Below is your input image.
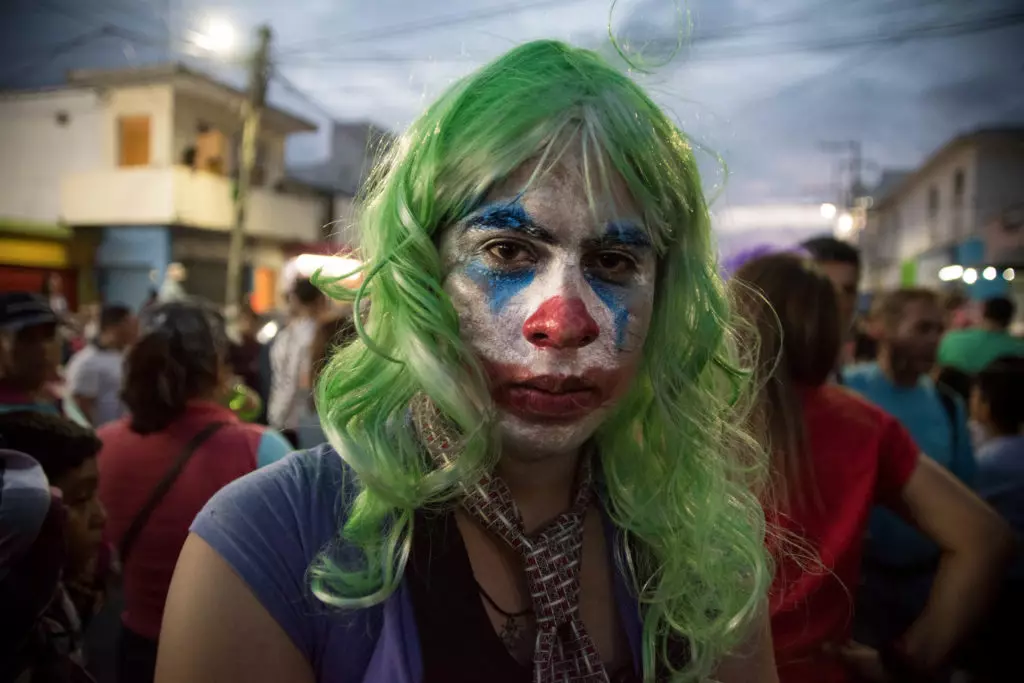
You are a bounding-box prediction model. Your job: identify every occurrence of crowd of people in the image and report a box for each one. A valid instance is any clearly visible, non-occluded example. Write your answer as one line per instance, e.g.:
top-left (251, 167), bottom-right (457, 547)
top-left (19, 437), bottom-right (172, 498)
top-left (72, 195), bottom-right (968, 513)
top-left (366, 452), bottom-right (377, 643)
top-left (2, 38), bottom-right (1023, 683)
top-left (0, 277), bottom-right (355, 683)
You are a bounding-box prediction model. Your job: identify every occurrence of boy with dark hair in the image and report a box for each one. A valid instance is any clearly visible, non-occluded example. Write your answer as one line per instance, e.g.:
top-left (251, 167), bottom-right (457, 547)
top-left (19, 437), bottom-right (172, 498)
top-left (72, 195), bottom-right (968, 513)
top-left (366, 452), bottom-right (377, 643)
top-left (962, 355), bottom-right (1024, 680)
top-left (0, 411), bottom-right (107, 602)
top-left (939, 296), bottom-right (1024, 374)
top-left (972, 355), bottom-right (1024, 533)
top-left (65, 304), bottom-right (138, 427)
top-left (800, 235), bottom-right (862, 330)
top-left (0, 411), bottom-right (107, 681)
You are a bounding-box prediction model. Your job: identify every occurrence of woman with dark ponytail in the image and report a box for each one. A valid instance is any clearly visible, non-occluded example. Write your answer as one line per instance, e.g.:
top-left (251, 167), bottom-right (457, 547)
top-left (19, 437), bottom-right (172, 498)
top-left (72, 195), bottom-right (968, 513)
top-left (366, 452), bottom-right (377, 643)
top-left (95, 300), bottom-right (291, 683)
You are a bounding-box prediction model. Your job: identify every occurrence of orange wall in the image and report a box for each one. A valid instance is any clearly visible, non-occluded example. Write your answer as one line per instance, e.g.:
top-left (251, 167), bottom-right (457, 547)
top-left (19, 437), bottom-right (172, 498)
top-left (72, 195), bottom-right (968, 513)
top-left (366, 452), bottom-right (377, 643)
top-left (252, 267), bottom-right (276, 314)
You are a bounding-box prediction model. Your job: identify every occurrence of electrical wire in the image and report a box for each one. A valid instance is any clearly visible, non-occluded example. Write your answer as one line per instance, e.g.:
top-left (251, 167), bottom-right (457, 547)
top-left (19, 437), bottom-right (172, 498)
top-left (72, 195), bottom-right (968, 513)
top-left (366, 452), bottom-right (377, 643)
top-left (273, 8), bottom-right (1023, 69)
top-left (32, 0), bottom-right (150, 30)
top-left (275, 0), bottom-right (940, 64)
top-left (0, 26), bottom-right (114, 83)
top-left (690, 8), bottom-right (1024, 63)
top-left (275, 0), bottom-right (585, 55)
top-left (271, 68), bottom-right (340, 121)
top-left (31, 0), bottom-right (211, 58)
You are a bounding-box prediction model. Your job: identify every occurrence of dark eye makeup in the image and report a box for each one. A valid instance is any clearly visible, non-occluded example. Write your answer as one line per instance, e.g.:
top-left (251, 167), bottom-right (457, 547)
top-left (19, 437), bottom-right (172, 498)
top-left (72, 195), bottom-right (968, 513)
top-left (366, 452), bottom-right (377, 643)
top-left (482, 239), bottom-right (537, 268)
top-left (583, 250), bottom-right (639, 285)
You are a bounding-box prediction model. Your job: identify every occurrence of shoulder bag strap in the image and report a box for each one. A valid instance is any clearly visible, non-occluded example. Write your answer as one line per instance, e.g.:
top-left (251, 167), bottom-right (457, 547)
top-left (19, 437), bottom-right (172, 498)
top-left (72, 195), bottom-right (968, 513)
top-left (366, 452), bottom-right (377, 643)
top-left (118, 421), bottom-right (227, 568)
top-left (935, 385), bottom-right (960, 456)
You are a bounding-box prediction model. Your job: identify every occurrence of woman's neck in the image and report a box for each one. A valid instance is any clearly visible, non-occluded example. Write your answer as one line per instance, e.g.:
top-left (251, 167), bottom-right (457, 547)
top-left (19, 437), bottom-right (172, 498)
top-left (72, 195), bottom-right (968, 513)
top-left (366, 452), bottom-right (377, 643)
top-left (496, 445), bottom-right (582, 533)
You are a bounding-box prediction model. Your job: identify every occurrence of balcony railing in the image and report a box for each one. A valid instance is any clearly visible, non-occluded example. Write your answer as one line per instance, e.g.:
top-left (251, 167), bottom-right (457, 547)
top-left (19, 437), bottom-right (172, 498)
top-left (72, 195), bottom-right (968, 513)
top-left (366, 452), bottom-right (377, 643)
top-left (60, 166), bottom-right (324, 242)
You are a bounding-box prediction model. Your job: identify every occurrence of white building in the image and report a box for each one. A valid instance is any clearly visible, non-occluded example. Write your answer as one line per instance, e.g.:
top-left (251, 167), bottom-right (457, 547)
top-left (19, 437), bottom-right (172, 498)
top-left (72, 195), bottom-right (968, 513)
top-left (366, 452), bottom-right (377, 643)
top-left (286, 121), bottom-right (394, 249)
top-left (859, 128), bottom-right (1024, 306)
top-left (0, 63), bottom-right (329, 310)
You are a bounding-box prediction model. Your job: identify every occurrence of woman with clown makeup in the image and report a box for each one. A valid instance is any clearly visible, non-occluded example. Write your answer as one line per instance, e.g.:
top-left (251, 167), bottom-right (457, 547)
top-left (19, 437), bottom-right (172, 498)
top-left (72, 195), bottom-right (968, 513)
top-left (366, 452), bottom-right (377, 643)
top-left (157, 41), bottom-right (777, 682)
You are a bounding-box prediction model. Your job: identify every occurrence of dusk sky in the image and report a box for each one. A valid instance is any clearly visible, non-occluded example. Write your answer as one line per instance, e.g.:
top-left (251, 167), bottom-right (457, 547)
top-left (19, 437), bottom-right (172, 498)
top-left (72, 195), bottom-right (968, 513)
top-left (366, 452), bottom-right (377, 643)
top-left (3, 0), bottom-right (1022, 246)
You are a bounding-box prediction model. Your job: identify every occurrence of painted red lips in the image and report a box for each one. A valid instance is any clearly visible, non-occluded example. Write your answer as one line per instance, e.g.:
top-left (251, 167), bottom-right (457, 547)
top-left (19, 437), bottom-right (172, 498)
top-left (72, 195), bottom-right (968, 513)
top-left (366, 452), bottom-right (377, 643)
top-left (483, 361), bottom-right (627, 423)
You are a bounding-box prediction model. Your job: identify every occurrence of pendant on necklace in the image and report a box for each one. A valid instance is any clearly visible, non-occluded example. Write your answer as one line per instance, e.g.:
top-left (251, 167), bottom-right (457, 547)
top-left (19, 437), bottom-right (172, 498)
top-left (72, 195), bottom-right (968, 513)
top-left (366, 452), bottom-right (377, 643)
top-left (499, 614), bottom-right (524, 651)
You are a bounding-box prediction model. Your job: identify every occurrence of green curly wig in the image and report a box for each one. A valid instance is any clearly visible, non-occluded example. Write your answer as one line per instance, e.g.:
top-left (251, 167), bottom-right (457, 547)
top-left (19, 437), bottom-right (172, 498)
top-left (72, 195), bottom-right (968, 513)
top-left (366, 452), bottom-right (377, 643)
top-left (311, 39), bottom-right (771, 681)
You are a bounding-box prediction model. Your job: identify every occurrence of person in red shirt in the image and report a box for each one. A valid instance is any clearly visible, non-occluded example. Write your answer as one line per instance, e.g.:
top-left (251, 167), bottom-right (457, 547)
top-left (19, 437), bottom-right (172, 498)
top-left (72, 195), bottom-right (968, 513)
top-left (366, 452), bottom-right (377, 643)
top-left (96, 300), bottom-right (290, 683)
top-left (731, 254), bottom-right (1013, 683)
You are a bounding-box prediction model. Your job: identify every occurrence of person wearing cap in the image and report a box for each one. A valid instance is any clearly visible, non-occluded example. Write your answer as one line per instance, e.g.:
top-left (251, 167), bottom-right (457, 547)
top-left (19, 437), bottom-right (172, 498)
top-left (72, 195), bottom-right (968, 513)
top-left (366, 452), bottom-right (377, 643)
top-left (0, 292), bottom-right (61, 415)
top-left (95, 299), bottom-right (291, 682)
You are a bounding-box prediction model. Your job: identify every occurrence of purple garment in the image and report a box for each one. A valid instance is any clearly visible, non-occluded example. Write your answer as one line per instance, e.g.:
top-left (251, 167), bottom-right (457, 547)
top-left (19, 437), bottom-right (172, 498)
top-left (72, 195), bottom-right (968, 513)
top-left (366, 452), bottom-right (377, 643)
top-left (719, 243), bottom-right (811, 280)
top-left (191, 446), bottom-right (644, 682)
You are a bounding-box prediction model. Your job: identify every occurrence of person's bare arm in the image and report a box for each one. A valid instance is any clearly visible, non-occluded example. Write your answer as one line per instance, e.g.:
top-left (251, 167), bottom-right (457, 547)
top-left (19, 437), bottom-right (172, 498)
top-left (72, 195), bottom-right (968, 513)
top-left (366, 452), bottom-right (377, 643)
top-left (713, 602), bottom-right (778, 683)
top-left (888, 456), bottom-right (1014, 670)
top-left (156, 534), bottom-right (315, 683)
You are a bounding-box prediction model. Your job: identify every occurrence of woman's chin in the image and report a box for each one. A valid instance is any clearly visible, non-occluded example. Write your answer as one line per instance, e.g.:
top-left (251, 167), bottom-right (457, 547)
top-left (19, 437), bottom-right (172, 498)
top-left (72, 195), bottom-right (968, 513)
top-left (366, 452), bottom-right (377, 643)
top-left (495, 408), bottom-right (606, 459)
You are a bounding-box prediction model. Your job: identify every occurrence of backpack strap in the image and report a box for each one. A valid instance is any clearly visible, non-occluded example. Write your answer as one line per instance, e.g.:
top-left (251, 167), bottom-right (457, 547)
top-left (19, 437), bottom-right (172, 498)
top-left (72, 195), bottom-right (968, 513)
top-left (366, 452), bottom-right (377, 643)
top-left (119, 421), bottom-right (227, 568)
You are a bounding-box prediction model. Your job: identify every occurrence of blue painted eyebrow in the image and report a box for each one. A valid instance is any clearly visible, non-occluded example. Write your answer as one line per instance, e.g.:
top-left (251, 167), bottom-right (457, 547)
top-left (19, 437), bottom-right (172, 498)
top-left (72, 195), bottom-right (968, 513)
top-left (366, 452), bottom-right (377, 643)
top-left (592, 221), bottom-right (652, 249)
top-left (462, 200), bottom-right (557, 243)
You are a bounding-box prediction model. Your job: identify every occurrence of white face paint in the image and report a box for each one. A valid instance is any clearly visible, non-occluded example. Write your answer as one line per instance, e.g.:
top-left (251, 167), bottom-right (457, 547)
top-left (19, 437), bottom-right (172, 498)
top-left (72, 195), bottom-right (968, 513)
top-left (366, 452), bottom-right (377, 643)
top-left (438, 149), bottom-right (657, 457)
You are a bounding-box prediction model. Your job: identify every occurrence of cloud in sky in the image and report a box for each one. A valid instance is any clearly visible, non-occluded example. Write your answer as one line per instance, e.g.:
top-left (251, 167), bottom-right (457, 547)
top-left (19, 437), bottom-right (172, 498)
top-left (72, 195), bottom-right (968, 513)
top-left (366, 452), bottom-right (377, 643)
top-left (4, 0), bottom-right (1023, 220)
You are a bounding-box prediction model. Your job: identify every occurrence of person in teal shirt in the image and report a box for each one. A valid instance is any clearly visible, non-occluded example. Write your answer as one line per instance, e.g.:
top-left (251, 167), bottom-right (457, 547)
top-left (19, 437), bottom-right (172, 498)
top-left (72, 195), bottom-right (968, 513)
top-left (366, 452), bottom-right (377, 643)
top-left (845, 288), bottom-right (977, 650)
top-left (938, 296), bottom-right (1024, 374)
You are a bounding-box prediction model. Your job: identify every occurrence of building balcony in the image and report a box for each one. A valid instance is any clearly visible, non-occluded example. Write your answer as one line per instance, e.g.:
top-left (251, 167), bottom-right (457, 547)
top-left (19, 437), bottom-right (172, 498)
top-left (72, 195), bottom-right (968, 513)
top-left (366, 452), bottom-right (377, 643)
top-left (60, 166), bottom-right (324, 242)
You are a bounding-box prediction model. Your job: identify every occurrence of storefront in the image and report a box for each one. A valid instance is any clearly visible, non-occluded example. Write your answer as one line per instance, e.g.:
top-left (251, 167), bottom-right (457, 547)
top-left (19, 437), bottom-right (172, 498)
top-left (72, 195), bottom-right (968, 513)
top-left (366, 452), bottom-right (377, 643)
top-left (95, 226), bottom-right (171, 311)
top-left (0, 219), bottom-right (77, 308)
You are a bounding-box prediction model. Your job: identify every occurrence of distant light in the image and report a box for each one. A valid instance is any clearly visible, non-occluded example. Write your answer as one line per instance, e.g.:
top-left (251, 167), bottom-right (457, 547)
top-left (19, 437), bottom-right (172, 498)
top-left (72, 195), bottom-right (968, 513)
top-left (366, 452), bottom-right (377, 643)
top-left (820, 203), bottom-right (837, 219)
top-left (193, 17), bottom-right (236, 54)
top-left (962, 268), bottom-right (978, 285)
top-left (256, 320), bottom-right (278, 344)
top-left (938, 265), bottom-right (964, 282)
top-left (1005, 268), bottom-right (1016, 282)
top-left (835, 213), bottom-right (855, 237)
top-left (983, 266), bottom-right (997, 281)
top-left (294, 254), bottom-right (363, 285)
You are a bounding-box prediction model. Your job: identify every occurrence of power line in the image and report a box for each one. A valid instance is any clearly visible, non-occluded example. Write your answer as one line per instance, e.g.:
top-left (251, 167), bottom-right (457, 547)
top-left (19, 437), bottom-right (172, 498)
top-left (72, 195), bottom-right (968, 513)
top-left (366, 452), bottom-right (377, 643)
top-left (33, 0), bottom-right (147, 30)
top-left (31, 0), bottom-right (207, 59)
top-left (690, 8), bottom-right (1024, 63)
top-left (271, 68), bottom-right (340, 121)
top-left (0, 26), bottom-right (113, 83)
top-left (274, 8), bottom-right (1023, 69)
top-left (276, 0), bottom-right (584, 55)
top-left (276, 0), bottom-right (935, 64)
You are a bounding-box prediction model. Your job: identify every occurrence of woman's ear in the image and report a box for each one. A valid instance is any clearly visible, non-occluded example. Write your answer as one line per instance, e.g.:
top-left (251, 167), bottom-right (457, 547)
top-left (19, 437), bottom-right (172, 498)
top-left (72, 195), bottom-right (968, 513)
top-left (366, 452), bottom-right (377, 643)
top-left (215, 360), bottom-right (236, 399)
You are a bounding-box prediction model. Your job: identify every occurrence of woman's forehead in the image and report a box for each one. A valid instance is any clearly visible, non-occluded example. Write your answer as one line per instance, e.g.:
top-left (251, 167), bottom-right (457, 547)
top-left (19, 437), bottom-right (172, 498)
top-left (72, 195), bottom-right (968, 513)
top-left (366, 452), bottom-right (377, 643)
top-left (476, 149), bottom-right (643, 239)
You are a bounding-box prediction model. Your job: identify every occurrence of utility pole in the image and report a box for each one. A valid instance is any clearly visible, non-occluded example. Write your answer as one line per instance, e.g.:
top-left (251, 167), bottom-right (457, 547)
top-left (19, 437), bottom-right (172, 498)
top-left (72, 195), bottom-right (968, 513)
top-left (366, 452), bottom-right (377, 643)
top-left (225, 24), bottom-right (272, 315)
top-left (819, 140), bottom-right (863, 207)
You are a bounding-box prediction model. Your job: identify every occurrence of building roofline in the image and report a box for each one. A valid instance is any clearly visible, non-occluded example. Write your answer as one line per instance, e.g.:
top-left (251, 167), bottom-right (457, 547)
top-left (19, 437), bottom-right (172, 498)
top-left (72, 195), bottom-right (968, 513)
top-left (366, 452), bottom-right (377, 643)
top-left (66, 62), bottom-right (317, 133)
top-left (0, 85), bottom-right (96, 100)
top-left (875, 127), bottom-right (1024, 210)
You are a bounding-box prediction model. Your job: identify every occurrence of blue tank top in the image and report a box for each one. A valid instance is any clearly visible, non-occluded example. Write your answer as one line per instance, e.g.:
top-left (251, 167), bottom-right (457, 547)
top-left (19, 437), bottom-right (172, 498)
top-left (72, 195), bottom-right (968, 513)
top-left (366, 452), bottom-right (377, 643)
top-left (190, 446), bottom-right (647, 682)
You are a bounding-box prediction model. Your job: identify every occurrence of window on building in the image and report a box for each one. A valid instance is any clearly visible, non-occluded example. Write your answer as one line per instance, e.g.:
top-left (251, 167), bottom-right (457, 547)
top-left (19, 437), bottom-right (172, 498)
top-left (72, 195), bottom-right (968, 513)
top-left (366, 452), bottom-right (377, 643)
top-left (118, 115), bottom-right (151, 167)
top-left (953, 169), bottom-right (965, 205)
top-left (928, 185), bottom-right (940, 218)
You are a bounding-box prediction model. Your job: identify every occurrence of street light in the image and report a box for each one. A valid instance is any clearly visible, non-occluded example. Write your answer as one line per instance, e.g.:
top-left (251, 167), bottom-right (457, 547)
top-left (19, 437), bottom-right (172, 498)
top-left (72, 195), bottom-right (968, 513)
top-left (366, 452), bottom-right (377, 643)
top-left (963, 268), bottom-right (978, 285)
top-left (820, 203), bottom-right (838, 219)
top-left (192, 17), bottom-right (237, 54)
top-left (835, 212), bottom-right (855, 238)
top-left (983, 266), bottom-right (997, 281)
top-left (939, 265), bottom-right (964, 282)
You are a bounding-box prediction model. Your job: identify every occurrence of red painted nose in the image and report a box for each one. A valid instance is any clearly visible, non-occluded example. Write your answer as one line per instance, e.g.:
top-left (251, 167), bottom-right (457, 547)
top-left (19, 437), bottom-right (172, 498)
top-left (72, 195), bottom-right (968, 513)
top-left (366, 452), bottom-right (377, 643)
top-left (522, 296), bottom-right (600, 349)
